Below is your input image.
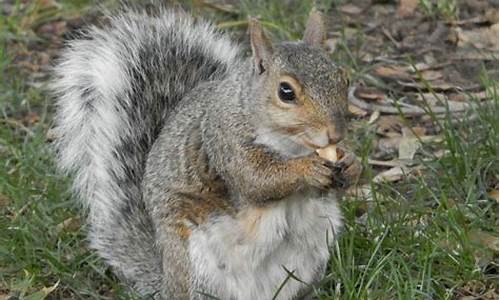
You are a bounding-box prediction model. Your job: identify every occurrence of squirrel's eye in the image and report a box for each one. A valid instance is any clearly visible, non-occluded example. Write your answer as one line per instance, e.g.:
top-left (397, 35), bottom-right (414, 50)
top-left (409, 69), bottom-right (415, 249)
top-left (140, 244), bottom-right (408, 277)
top-left (278, 82), bottom-right (296, 103)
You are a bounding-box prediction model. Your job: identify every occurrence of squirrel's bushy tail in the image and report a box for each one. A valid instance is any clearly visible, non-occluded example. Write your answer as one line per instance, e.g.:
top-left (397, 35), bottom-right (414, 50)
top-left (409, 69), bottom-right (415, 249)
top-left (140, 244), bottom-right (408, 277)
top-left (52, 9), bottom-right (240, 295)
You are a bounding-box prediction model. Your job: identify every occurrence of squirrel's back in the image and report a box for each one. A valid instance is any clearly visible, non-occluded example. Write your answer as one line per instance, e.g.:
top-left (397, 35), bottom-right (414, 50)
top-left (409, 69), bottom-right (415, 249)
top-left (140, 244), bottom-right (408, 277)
top-left (52, 8), bottom-right (240, 295)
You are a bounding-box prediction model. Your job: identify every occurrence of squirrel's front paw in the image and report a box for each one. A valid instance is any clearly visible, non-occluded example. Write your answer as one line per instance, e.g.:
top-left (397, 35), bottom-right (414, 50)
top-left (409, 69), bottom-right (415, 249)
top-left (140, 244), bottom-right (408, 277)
top-left (300, 155), bottom-right (336, 190)
top-left (332, 152), bottom-right (362, 188)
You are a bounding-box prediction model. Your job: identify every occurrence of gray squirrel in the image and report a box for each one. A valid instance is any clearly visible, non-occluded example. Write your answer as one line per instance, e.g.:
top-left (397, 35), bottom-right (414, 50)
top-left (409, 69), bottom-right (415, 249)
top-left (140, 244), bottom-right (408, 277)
top-left (52, 6), bottom-right (362, 299)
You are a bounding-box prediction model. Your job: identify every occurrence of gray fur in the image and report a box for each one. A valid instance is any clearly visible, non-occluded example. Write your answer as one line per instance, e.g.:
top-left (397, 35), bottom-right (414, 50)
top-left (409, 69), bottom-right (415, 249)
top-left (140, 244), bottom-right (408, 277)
top-left (52, 9), bottom-right (240, 296)
top-left (53, 8), bottom-right (351, 299)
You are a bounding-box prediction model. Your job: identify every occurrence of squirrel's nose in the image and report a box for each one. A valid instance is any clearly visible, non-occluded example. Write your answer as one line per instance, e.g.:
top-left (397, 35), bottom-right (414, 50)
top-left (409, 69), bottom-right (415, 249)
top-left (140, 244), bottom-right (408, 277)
top-left (327, 124), bottom-right (344, 144)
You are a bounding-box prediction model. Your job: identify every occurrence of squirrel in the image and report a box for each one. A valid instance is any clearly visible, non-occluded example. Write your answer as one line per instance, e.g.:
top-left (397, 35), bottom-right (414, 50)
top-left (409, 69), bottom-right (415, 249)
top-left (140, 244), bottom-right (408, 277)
top-left (52, 6), bottom-right (362, 300)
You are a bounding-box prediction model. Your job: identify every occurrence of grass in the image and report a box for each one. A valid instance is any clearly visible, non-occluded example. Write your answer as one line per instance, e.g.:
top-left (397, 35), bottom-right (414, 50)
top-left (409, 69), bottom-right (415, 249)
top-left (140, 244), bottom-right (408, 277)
top-left (325, 84), bottom-right (499, 299)
top-left (1, 0), bottom-right (498, 299)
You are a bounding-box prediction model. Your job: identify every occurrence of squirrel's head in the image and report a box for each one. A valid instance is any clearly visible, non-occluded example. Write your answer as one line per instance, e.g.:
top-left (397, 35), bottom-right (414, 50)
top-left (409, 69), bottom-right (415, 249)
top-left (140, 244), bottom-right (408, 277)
top-left (249, 9), bottom-right (349, 158)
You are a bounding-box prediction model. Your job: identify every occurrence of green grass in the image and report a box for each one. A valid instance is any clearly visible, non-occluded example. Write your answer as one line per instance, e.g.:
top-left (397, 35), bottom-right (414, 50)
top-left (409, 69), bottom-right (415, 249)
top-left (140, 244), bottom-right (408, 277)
top-left (323, 84), bottom-right (499, 299)
top-left (1, 1), bottom-right (498, 299)
top-left (419, 0), bottom-right (459, 22)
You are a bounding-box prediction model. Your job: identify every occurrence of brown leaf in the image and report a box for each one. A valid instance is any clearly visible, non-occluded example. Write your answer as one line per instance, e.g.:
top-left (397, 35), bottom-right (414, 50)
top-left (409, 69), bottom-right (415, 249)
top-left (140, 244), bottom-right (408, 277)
top-left (56, 217), bottom-right (82, 234)
top-left (397, 0), bottom-right (419, 18)
top-left (414, 93), bottom-right (448, 106)
top-left (374, 65), bottom-right (412, 80)
top-left (411, 126), bottom-right (427, 137)
top-left (45, 128), bottom-right (58, 142)
top-left (454, 24), bottom-right (499, 51)
top-left (368, 110), bottom-right (381, 124)
top-left (457, 280), bottom-right (498, 300)
top-left (488, 190), bottom-right (499, 202)
top-left (37, 20), bottom-right (67, 37)
top-left (373, 166), bottom-right (408, 183)
top-left (376, 116), bottom-right (403, 137)
top-left (397, 80), bottom-right (457, 92)
top-left (398, 136), bottom-right (420, 160)
top-left (377, 136), bottom-right (402, 154)
top-left (406, 62), bottom-right (432, 72)
top-left (355, 86), bottom-right (386, 101)
top-left (469, 230), bottom-right (499, 252)
top-left (22, 112), bottom-right (40, 125)
top-left (368, 159), bottom-right (406, 167)
top-left (340, 4), bottom-right (363, 15)
top-left (449, 91), bottom-right (488, 102)
top-left (324, 38), bottom-right (340, 54)
top-left (485, 8), bottom-right (499, 24)
top-left (418, 70), bottom-right (443, 81)
top-left (345, 184), bottom-right (373, 201)
top-left (451, 51), bottom-right (499, 61)
top-left (0, 194), bottom-right (9, 209)
top-left (361, 52), bottom-right (374, 63)
top-left (348, 104), bottom-right (368, 117)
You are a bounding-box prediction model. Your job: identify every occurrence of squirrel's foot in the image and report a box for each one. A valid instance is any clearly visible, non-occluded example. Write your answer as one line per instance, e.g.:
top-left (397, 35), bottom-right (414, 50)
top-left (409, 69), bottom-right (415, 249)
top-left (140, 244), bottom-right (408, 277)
top-left (300, 154), bottom-right (337, 190)
top-left (332, 151), bottom-right (362, 188)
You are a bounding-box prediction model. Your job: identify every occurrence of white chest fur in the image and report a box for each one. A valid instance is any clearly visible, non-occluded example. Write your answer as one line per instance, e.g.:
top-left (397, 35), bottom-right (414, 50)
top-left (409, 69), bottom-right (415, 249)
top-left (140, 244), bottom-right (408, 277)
top-left (187, 191), bottom-right (343, 300)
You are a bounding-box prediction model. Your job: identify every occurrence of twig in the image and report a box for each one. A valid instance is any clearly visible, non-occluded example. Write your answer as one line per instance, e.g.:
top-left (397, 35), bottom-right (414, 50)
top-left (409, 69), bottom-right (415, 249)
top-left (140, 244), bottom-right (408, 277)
top-left (381, 27), bottom-right (401, 49)
top-left (0, 118), bottom-right (34, 136)
top-left (368, 159), bottom-right (408, 167)
top-left (216, 20), bottom-right (248, 29)
top-left (348, 87), bottom-right (473, 116)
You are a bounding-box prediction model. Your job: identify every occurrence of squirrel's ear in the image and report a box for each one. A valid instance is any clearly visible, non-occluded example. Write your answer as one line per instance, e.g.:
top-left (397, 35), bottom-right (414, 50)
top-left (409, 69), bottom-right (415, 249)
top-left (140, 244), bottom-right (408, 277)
top-left (303, 8), bottom-right (326, 46)
top-left (249, 18), bottom-right (273, 75)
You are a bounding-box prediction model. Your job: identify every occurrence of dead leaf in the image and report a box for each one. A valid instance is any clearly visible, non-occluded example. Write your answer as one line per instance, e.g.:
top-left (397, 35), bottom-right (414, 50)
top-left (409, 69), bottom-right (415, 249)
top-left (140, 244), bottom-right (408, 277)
top-left (0, 193), bottom-right (9, 208)
top-left (37, 21), bottom-right (67, 37)
top-left (45, 128), bottom-right (58, 142)
top-left (199, 0), bottom-right (237, 14)
top-left (374, 65), bottom-right (412, 80)
top-left (355, 86), bottom-right (386, 101)
top-left (454, 24), bottom-right (499, 51)
top-left (418, 70), bottom-right (443, 81)
top-left (407, 62), bottom-right (432, 72)
top-left (376, 116), bottom-right (403, 137)
top-left (348, 104), bottom-right (368, 117)
top-left (377, 136), bottom-right (402, 154)
top-left (485, 8), bottom-right (499, 24)
top-left (22, 112), bottom-right (40, 125)
top-left (398, 127), bottom-right (422, 160)
top-left (457, 280), bottom-right (498, 300)
top-left (469, 230), bottom-right (499, 252)
top-left (451, 51), bottom-right (499, 61)
top-left (346, 184), bottom-right (373, 201)
top-left (398, 136), bottom-right (420, 160)
top-left (368, 110), bottom-right (381, 124)
top-left (340, 4), bottom-right (362, 15)
top-left (488, 190), bottom-right (499, 202)
top-left (449, 91), bottom-right (488, 102)
top-left (397, 0), bottom-right (419, 18)
top-left (414, 93), bottom-right (448, 106)
top-left (412, 126), bottom-right (427, 137)
top-left (23, 281), bottom-right (59, 300)
top-left (324, 38), bottom-right (340, 54)
top-left (56, 217), bottom-right (81, 234)
top-left (373, 166), bottom-right (408, 183)
top-left (397, 80), bottom-right (457, 92)
top-left (368, 159), bottom-right (408, 167)
top-left (361, 52), bottom-right (374, 63)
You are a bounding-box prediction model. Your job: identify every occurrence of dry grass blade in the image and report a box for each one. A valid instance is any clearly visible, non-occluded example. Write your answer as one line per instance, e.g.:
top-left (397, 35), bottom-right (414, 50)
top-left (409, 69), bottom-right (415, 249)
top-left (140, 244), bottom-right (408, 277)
top-left (348, 87), bottom-right (477, 116)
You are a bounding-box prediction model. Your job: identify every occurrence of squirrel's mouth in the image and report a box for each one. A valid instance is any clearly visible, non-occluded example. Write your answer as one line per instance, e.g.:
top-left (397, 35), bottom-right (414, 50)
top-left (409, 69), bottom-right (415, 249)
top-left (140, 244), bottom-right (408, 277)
top-left (301, 139), bottom-right (323, 150)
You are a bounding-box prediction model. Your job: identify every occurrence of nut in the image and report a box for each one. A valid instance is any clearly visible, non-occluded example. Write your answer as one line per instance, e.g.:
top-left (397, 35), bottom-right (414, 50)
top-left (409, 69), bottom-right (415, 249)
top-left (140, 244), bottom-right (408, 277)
top-left (316, 145), bottom-right (339, 162)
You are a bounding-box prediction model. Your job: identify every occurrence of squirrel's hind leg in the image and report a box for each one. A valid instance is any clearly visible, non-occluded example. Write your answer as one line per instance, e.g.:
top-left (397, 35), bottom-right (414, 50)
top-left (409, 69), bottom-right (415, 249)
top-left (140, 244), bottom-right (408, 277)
top-left (155, 190), bottom-right (233, 299)
top-left (157, 226), bottom-right (191, 299)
